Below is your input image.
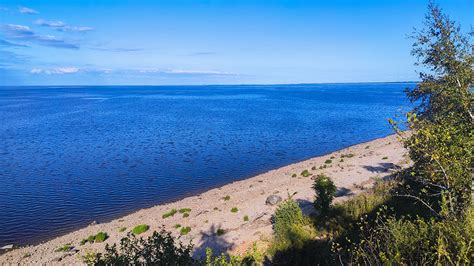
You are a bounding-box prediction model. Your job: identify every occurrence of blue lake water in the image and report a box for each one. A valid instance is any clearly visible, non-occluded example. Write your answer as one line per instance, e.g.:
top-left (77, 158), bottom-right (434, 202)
top-left (0, 83), bottom-right (413, 246)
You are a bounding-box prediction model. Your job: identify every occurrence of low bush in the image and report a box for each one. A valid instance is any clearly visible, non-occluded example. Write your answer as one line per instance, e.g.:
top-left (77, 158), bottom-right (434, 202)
top-left (132, 224), bottom-right (149, 235)
top-left (243, 215), bottom-right (249, 222)
top-left (94, 232), bottom-right (108, 243)
top-left (273, 198), bottom-right (304, 238)
top-left (55, 243), bottom-right (73, 252)
top-left (231, 207), bottom-right (238, 213)
top-left (223, 195), bottom-right (230, 201)
top-left (216, 228), bottom-right (225, 236)
top-left (179, 208), bottom-right (191, 213)
top-left (97, 230), bottom-right (193, 265)
top-left (300, 169), bottom-right (311, 177)
top-left (118, 227), bottom-right (127, 232)
top-left (324, 159), bottom-right (332, 164)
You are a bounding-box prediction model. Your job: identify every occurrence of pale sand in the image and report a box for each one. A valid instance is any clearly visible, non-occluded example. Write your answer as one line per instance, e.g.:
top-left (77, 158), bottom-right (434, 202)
top-left (0, 134), bottom-right (408, 265)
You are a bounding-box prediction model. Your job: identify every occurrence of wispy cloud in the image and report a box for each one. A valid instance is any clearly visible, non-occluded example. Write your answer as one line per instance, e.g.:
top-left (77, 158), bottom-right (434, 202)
top-left (0, 39), bottom-right (29, 47)
top-left (90, 47), bottom-right (143, 52)
top-left (31, 67), bottom-right (80, 75)
top-left (34, 19), bottom-right (93, 32)
top-left (188, 51), bottom-right (216, 56)
top-left (1, 24), bottom-right (79, 49)
top-left (18, 6), bottom-right (38, 14)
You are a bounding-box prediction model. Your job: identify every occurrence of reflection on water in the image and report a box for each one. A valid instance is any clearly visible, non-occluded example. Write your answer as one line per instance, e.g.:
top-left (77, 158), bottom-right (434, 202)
top-left (0, 83), bottom-right (412, 246)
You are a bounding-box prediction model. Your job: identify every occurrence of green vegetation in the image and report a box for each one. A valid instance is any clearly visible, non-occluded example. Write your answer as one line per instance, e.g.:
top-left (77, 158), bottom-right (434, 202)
top-left (55, 243), bottom-right (72, 252)
top-left (180, 226), bottom-right (191, 235)
top-left (162, 209), bottom-right (177, 218)
top-left (174, 224), bottom-right (181, 229)
top-left (118, 227), bottom-right (127, 232)
top-left (132, 224), bottom-right (149, 235)
top-left (291, 173), bottom-right (297, 177)
top-left (231, 207), bottom-right (238, 213)
top-left (223, 195), bottom-right (230, 201)
top-left (382, 156), bottom-right (388, 160)
top-left (94, 232), bottom-right (108, 243)
top-left (216, 228), bottom-right (225, 236)
top-left (312, 174), bottom-right (337, 214)
top-left (300, 169), bottom-right (311, 177)
top-left (80, 239), bottom-right (87, 245)
top-left (324, 159), bottom-right (332, 164)
top-left (243, 215), bottom-right (249, 222)
top-left (182, 213), bottom-right (189, 218)
top-left (179, 208), bottom-right (191, 213)
top-left (340, 153), bottom-right (355, 158)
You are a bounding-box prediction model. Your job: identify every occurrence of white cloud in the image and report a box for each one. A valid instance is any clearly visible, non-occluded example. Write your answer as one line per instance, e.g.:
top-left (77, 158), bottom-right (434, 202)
top-left (34, 19), bottom-right (93, 32)
top-left (138, 68), bottom-right (237, 76)
top-left (31, 67), bottom-right (80, 75)
top-left (18, 7), bottom-right (38, 14)
top-left (2, 24), bottom-right (79, 49)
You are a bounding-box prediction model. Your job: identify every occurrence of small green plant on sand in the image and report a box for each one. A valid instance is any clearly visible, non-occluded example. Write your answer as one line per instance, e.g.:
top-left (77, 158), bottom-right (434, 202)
top-left (162, 209), bottom-right (178, 218)
top-left (382, 156), bottom-right (388, 160)
top-left (179, 208), bottom-right (191, 213)
top-left (174, 224), bottom-right (181, 229)
top-left (55, 243), bottom-right (73, 252)
top-left (183, 213), bottom-right (189, 218)
top-left (291, 173), bottom-right (297, 177)
top-left (94, 232), bottom-right (108, 243)
top-left (80, 239), bottom-right (87, 245)
top-left (244, 215), bottom-right (249, 222)
top-left (180, 226), bottom-right (191, 235)
top-left (231, 207), bottom-right (239, 213)
top-left (118, 227), bottom-right (127, 232)
top-left (216, 228), bottom-right (225, 236)
top-left (324, 159), bottom-right (332, 164)
top-left (132, 224), bottom-right (149, 235)
top-left (87, 235), bottom-right (95, 242)
top-left (300, 169), bottom-right (311, 177)
top-left (223, 195), bottom-right (230, 201)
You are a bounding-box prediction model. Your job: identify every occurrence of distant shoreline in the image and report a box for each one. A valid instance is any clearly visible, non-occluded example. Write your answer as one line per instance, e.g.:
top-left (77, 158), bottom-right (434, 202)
top-left (0, 134), bottom-right (409, 264)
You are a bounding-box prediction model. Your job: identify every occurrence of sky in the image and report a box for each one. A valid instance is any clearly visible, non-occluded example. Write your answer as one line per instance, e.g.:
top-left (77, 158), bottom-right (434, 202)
top-left (0, 0), bottom-right (473, 85)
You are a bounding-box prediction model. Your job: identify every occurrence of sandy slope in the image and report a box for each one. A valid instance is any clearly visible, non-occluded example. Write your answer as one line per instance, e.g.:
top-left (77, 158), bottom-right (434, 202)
top-left (0, 134), bottom-right (408, 265)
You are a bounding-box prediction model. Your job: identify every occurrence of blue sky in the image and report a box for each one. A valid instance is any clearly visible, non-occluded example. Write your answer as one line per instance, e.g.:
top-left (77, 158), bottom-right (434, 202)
top-left (1, 0), bottom-right (472, 85)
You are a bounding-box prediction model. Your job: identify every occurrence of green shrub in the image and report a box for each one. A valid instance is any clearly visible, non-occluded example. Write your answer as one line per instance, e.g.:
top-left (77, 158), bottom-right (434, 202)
top-left (94, 232), bottom-right (108, 243)
top-left (300, 169), bottom-right (311, 177)
top-left (223, 195), bottom-right (230, 201)
top-left (162, 209), bottom-right (177, 218)
top-left (174, 224), bottom-right (181, 229)
top-left (324, 159), bottom-right (332, 164)
top-left (243, 215), bottom-right (249, 222)
top-left (291, 173), bottom-right (297, 178)
top-left (273, 198), bottom-right (304, 238)
top-left (132, 224), bottom-right (149, 235)
top-left (231, 207), bottom-right (238, 213)
top-left (118, 227), bottom-right (127, 232)
top-left (55, 243), bottom-right (72, 252)
top-left (98, 230), bottom-right (193, 264)
top-left (312, 174), bottom-right (336, 214)
top-left (182, 213), bottom-right (189, 218)
top-left (216, 228), bottom-right (225, 236)
top-left (382, 156), bottom-right (388, 160)
top-left (87, 235), bottom-right (95, 242)
top-left (179, 208), bottom-right (191, 213)
top-left (180, 226), bottom-right (191, 235)
top-left (80, 239), bottom-right (87, 245)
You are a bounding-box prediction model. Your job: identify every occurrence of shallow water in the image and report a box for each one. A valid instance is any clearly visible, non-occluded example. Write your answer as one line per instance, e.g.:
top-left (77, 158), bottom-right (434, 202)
top-left (0, 83), bottom-right (412, 246)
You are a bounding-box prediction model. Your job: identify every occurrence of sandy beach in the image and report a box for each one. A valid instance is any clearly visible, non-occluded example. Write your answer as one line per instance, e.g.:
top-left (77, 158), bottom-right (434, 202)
top-left (0, 134), bottom-right (408, 264)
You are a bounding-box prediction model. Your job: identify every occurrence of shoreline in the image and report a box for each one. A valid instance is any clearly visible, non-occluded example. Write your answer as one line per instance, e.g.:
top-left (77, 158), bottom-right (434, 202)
top-left (0, 134), bottom-right (408, 264)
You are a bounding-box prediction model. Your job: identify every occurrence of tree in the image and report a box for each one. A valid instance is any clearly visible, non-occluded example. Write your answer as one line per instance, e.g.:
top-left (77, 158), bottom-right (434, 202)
top-left (394, 1), bottom-right (473, 218)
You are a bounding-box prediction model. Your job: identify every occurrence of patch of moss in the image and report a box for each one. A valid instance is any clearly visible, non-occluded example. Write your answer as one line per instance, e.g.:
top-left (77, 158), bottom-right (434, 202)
top-left (324, 159), bottom-right (332, 164)
top-left (244, 215), bottom-right (249, 222)
top-left (382, 156), bottom-right (388, 160)
top-left (183, 213), bottom-right (189, 218)
top-left (231, 207), bottom-right (239, 213)
top-left (291, 173), bottom-right (297, 177)
top-left (223, 195), bottom-right (230, 201)
top-left (174, 224), bottom-right (181, 229)
top-left (118, 227), bottom-right (127, 232)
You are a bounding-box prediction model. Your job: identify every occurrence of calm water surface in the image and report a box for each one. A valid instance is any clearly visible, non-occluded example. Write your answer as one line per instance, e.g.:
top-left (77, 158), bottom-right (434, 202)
top-left (0, 83), bottom-right (412, 246)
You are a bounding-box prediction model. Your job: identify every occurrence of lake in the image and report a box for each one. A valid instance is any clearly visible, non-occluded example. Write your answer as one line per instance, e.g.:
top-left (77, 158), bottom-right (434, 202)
top-left (0, 83), bottom-right (413, 246)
